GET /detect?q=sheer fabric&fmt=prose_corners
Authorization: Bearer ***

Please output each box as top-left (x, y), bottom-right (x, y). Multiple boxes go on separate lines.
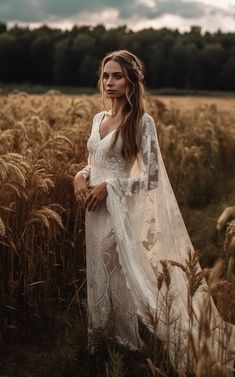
top-left (77, 111), bottom-right (235, 374)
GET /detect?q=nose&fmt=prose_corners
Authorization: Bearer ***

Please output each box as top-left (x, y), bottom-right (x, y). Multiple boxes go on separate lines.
top-left (107, 76), bottom-right (114, 87)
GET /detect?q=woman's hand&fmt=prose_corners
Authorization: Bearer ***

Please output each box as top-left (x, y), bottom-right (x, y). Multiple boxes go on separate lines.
top-left (74, 174), bottom-right (90, 207)
top-left (84, 182), bottom-right (108, 212)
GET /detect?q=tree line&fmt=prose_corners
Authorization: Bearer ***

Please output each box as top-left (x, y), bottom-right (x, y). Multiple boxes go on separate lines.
top-left (0, 22), bottom-right (235, 90)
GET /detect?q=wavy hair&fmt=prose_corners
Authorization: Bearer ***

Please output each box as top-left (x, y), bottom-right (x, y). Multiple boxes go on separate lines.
top-left (98, 49), bottom-right (145, 162)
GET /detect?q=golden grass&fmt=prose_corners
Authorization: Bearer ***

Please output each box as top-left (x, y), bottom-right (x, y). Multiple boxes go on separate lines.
top-left (0, 91), bottom-right (235, 376)
top-left (156, 95), bottom-right (235, 112)
top-left (144, 252), bottom-right (235, 376)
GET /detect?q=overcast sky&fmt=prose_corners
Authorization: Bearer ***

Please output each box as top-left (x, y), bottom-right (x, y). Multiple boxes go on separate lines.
top-left (1, 0), bottom-right (235, 33)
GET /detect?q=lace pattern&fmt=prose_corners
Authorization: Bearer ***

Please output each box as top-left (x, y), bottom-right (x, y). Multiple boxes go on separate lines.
top-left (78, 111), bottom-right (235, 374)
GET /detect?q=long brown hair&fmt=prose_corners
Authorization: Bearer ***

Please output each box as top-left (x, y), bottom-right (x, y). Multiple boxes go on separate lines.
top-left (98, 50), bottom-right (145, 162)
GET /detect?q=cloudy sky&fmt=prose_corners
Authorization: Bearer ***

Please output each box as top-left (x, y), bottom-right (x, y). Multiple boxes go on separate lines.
top-left (1, 0), bottom-right (235, 33)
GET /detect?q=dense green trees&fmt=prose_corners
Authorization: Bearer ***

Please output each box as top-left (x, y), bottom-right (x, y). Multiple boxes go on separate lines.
top-left (0, 33), bottom-right (24, 82)
top-left (0, 22), bottom-right (234, 90)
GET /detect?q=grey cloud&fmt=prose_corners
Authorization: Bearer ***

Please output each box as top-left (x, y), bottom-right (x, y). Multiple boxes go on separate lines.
top-left (40, 0), bottom-right (104, 18)
top-left (119, 0), bottom-right (204, 20)
top-left (0, 0), bottom-right (122, 22)
top-left (0, 0), bottom-right (234, 24)
top-left (0, 0), bottom-right (45, 22)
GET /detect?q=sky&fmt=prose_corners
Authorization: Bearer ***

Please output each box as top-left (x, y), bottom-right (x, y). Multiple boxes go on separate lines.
top-left (1, 0), bottom-right (235, 33)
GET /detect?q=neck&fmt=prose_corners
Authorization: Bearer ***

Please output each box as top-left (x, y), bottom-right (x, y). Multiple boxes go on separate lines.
top-left (111, 97), bottom-right (126, 116)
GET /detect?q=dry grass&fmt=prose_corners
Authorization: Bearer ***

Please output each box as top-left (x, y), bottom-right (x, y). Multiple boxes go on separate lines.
top-left (0, 90), bottom-right (235, 376)
top-left (145, 252), bottom-right (235, 376)
top-left (156, 95), bottom-right (235, 112)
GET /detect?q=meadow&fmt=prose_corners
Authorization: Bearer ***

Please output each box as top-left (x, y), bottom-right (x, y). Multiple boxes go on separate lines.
top-left (0, 91), bottom-right (235, 376)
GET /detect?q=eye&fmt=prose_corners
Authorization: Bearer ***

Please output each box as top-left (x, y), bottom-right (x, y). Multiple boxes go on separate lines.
top-left (114, 73), bottom-right (123, 79)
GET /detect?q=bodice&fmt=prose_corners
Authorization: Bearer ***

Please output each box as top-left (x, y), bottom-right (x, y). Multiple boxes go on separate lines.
top-left (87, 111), bottom-right (133, 185)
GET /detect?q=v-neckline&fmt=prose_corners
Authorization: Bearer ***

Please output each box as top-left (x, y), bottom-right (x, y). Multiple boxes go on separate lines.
top-left (98, 111), bottom-right (118, 141)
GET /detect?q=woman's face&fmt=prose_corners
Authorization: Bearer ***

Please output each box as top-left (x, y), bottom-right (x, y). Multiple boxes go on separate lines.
top-left (103, 60), bottom-right (129, 99)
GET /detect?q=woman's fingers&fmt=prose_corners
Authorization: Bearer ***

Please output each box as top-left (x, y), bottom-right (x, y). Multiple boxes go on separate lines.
top-left (74, 175), bottom-right (89, 203)
top-left (86, 196), bottom-right (96, 211)
top-left (84, 192), bottom-right (100, 211)
top-left (75, 190), bottom-right (87, 205)
top-left (84, 183), bottom-right (107, 211)
top-left (90, 199), bottom-right (100, 212)
top-left (84, 191), bottom-right (92, 206)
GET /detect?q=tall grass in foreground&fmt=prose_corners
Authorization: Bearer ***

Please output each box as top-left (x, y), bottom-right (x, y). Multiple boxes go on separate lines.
top-left (0, 91), bottom-right (235, 376)
top-left (145, 251), bottom-right (235, 376)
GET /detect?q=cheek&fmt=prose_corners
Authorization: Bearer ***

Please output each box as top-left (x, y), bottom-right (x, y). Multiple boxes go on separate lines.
top-left (120, 79), bottom-right (129, 91)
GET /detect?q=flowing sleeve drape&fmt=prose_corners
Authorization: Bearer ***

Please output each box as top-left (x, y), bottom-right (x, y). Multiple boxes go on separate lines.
top-left (105, 113), bottom-right (235, 372)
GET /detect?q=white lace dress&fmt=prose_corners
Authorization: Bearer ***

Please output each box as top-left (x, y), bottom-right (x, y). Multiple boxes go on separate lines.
top-left (80, 110), bottom-right (144, 350)
top-left (77, 111), bottom-right (235, 374)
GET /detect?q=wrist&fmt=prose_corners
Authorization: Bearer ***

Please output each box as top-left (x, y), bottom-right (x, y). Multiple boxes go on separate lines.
top-left (74, 172), bottom-right (86, 182)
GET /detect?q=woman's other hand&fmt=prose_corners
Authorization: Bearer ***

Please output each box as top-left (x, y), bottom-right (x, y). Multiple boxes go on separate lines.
top-left (84, 182), bottom-right (108, 212)
top-left (74, 175), bottom-right (90, 207)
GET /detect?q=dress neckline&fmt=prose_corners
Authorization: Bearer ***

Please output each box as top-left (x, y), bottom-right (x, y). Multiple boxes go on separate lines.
top-left (98, 111), bottom-right (118, 141)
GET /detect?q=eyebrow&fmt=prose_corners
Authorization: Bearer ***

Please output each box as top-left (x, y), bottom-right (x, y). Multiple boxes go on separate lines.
top-left (103, 71), bottom-right (123, 74)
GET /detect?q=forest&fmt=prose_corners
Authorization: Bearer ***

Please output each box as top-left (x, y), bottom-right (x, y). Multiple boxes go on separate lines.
top-left (0, 22), bottom-right (235, 90)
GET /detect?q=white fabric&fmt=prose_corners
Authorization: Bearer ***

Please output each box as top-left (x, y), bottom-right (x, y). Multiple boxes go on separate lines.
top-left (77, 111), bottom-right (235, 374)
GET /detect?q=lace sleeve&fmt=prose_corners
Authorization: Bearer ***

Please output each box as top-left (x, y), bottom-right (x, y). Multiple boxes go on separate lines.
top-left (106, 113), bottom-right (158, 196)
top-left (74, 112), bottom-right (99, 181)
top-left (74, 153), bottom-right (91, 181)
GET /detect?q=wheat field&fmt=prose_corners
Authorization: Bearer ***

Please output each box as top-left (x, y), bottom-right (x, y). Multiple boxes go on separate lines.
top-left (0, 91), bottom-right (235, 377)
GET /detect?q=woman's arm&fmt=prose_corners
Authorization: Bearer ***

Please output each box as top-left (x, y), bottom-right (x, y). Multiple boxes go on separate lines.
top-left (74, 153), bottom-right (91, 181)
top-left (74, 156), bottom-right (91, 206)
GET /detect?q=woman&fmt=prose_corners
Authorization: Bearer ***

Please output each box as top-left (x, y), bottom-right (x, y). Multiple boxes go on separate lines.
top-left (74, 50), bottom-right (235, 374)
